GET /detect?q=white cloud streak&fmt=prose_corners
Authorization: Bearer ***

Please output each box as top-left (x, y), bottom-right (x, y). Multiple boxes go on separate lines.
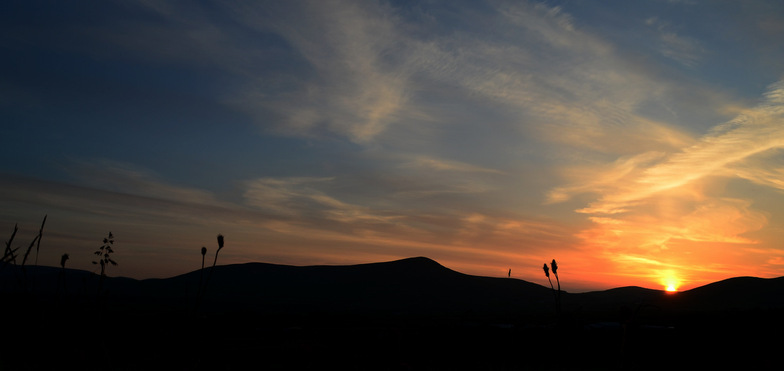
top-left (552, 80), bottom-right (784, 252)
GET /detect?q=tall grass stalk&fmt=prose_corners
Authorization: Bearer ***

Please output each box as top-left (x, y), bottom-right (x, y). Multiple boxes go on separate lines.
top-left (20, 216), bottom-right (47, 289)
top-left (20, 234), bottom-right (39, 267)
top-left (34, 215), bottom-right (46, 266)
top-left (19, 234), bottom-right (39, 288)
top-left (2, 217), bottom-right (45, 289)
top-left (2, 223), bottom-right (19, 268)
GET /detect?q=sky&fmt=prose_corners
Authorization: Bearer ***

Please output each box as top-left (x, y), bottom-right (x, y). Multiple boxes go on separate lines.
top-left (2, 0), bottom-right (784, 292)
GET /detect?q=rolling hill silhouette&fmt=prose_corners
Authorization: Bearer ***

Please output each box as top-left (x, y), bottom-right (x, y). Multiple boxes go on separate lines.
top-left (3, 257), bottom-right (784, 370)
top-left (168, 256), bottom-right (555, 318)
top-left (5, 256), bottom-right (784, 318)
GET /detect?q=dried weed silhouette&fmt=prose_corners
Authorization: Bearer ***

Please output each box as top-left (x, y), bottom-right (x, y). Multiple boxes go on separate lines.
top-left (2, 216), bottom-right (47, 290)
top-left (92, 232), bottom-right (117, 294)
top-left (196, 234), bottom-right (225, 310)
top-left (2, 223), bottom-right (20, 268)
top-left (543, 259), bottom-right (562, 317)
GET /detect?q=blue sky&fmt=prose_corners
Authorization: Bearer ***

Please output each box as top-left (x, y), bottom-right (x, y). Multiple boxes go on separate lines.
top-left (2, 0), bottom-right (784, 291)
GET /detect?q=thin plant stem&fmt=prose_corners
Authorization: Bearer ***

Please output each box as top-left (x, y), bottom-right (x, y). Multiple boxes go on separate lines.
top-left (197, 235), bottom-right (224, 311)
top-left (34, 215), bottom-right (46, 266)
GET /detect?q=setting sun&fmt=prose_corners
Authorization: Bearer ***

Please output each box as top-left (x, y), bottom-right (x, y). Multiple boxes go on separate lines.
top-left (662, 275), bottom-right (680, 292)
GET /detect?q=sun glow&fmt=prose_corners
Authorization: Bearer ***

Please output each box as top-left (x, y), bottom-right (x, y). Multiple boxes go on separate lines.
top-left (661, 274), bottom-right (681, 293)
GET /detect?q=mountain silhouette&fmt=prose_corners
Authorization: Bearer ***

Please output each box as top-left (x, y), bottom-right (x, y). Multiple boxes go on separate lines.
top-left (3, 257), bottom-right (784, 370)
top-left (5, 256), bottom-right (784, 318)
top-left (179, 256), bottom-right (553, 317)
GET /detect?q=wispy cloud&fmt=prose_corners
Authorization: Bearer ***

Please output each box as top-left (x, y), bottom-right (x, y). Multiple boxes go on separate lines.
top-left (225, 1), bottom-right (412, 143)
top-left (599, 81), bottom-right (783, 213)
top-left (91, 0), bottom-right (708, 160)
top-left (400, 155), bottom-right (505, 174)
top-left (243, 176), bottom-right (399, 223)
top-left (646, 16), bottom-right (704, 67)
top-left (65, 158), bottom-right (225, 207)
top-left (548, 80), bottom-right (784, 285)
top-left (117, 0), bottom-right (692, 157)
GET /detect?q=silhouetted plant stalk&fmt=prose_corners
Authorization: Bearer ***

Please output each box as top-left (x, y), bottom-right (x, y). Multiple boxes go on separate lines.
top-left (543, 263), bottom-right (554, 290)
top-left (57, 253), bottom-right (69, 295)
top-left (213, 234), bottom-right (224, 269)
top-left (543, 260), bottom-right (562, 317)
top-left (1, 217), bottom-right (47, 290)
top-left (552, 259), bottom-right (561, 315)
top-left (197, 234), bottom-right (224, 310)
top-left (2, 223), bottom-right (20, 268)
top-left (92, 232), bottom-right (117, 294)
top-left (206, 234), bottom-right (224, 283)
top-left (34, 215), bottom-right (46, 266)
top-left (196, 246), bottom-right (207, 304)
top-left (19, 233), bottom-right (39, 288)
top-left (20, 215), bottom-right (47, 289)
top-left (200, 246), bottom-right (207, 281)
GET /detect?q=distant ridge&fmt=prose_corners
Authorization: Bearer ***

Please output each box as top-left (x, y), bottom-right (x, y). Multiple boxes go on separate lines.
top-left (166, 256), bottom-right (555, 318)
top-left (5, 257), bottom-right (784, 370)
top-left (4, 257), bottom-right (784, 319)
top-left (675, 276), bottom-right (784, 311)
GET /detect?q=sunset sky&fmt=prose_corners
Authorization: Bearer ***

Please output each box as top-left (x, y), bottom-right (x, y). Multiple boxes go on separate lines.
top-left (2, 0), bottom-right (784, 292)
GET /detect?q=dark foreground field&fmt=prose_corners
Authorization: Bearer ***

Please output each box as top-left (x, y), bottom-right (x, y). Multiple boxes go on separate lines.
top-left (3, 257), bottom-right (784, 370)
